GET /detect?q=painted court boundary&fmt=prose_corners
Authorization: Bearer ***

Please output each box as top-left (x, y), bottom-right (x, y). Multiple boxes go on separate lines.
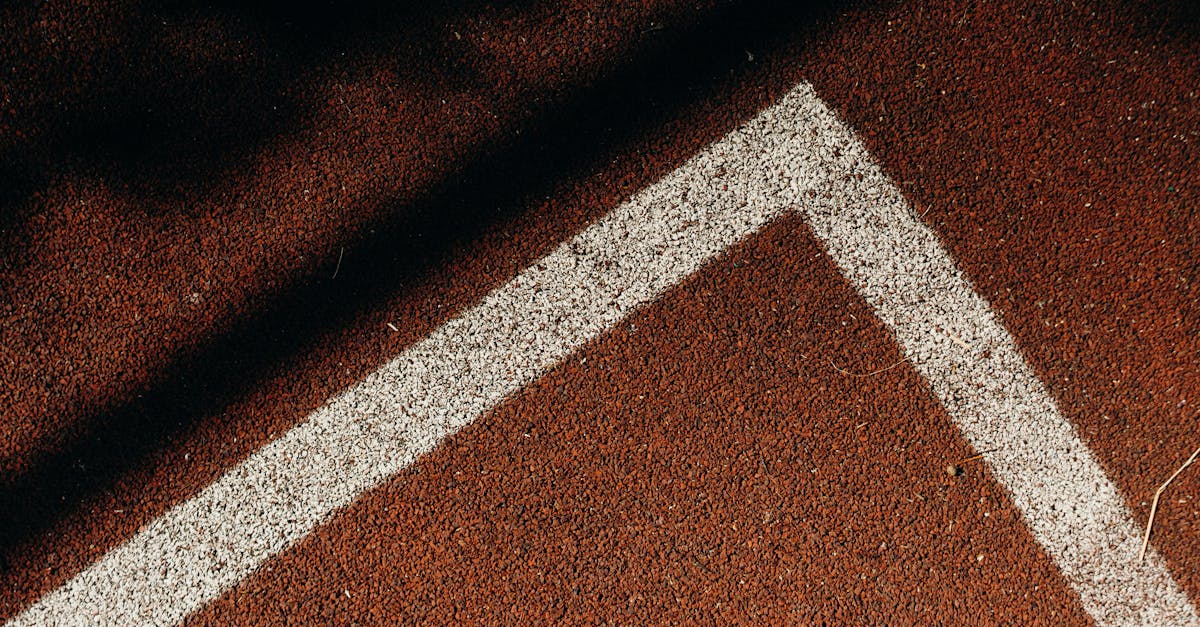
top-left (12, 83), bottom-right (1196, 626)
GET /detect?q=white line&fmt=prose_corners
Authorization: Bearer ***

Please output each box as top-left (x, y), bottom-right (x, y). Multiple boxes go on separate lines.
top-left (790, 100), bottom-right (1199, 624)
top-left (12, 83), bottom-right (1196, 626)
top-left (12, 84), bottom-right (821, 627)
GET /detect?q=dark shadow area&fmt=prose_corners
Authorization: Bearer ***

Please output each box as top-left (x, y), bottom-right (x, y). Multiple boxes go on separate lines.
top-left (1151, 0), bottom-right (1200, 41)
top-left (0, 0), bottom-right (476, 267)
top-left (0, 0), bottom-right (854, 570)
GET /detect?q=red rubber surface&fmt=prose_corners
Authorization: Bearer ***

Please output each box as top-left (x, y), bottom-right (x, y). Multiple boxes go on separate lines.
top-left (194, 217), bottom-right (1087, 624)
top-left (2, 0), bottom-right (1197, 622)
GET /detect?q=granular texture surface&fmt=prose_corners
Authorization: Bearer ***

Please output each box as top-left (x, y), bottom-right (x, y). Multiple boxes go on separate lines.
top-left (2, 0), bottom-right (1198, 623)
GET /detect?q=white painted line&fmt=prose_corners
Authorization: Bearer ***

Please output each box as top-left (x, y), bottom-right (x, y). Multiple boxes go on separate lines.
top-left (12, 83), bottom-right (1196, 626)
top-left (791, 100), bottom-right (1199, 624)
top-left (11, 83), bottom-right (821, 627)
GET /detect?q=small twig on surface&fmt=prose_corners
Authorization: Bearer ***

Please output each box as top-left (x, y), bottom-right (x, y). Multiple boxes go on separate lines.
top-left (331, 247), bottom-right (345, 280)
top-left (946, 448), bottom-right (1000, 476)
top-left (945, 330), bottom-right (972, 351)
top-left (828, 356), bottom-right (906, 378)
top-left (1140, 445), bottom-right (1200, 563)
top-left (957, 448), bottom-right (999, 465)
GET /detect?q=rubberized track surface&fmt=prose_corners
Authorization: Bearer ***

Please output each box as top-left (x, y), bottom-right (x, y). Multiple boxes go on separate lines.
top-left (2, 0), bottom-right (1199, 624)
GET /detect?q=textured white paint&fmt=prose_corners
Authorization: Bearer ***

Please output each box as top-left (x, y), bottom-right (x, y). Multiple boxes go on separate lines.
top-left (12, 83), bottom-right (1195, 627)
top-left (790, 95), bottom-right (1197, 626)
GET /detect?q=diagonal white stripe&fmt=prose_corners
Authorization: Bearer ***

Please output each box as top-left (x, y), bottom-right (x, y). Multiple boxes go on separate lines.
top-left (12, 83), bottom-right (1196, 626)
top-left (11, 82), bottom-right (818, 627)
top-left (791, 96), bottom-right (1198, 625)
